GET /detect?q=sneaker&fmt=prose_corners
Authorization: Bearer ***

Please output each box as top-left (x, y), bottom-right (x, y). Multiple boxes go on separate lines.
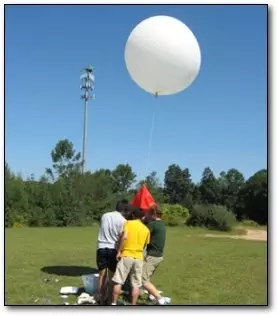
top-left (148, 291), bottom-right (163, 301)
top-left (164, 297), bottom-right (171, 304)
top-left (157, 297), bottom-right (171, 305)
top-left (149, 294), bottom-right (156, 301)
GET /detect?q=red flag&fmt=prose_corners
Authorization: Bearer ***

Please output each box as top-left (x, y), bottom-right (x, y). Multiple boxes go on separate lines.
top-left (131, 184), bottom-right (157, 212)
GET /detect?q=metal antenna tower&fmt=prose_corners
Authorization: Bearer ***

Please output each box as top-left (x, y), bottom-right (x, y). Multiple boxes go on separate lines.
top-left (80, 65), bottom-right (95, 173)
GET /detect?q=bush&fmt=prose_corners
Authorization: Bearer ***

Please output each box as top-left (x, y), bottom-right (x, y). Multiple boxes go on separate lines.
top-left (10, 213), bottom-right (26, 228)
top-left (161, 204), bottom-right (189, 226)
top-left (12, 222), bottom-right (24, 228)
top-left (161, 204), bottom-right (189, 220)
top-left (240, 219), bottom-right (260, 227)
top-left (163, 215), bottom-right (179, 226)
top-left (186, 204), bottom-right (236, 232)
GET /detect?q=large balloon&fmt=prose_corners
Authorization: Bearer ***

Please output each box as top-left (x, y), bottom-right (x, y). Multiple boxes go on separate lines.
top-left (124, 15), bottom-right (201, 96)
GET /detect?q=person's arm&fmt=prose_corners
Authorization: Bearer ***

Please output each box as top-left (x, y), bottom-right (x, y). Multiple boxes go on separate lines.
top-left (143, 224), bottom-right (152, 259)
top-left (117, 219), bottom-right (126, 242)
top-left (144, 229), bottom-right (151, 249)
top-left (116, 222), bottom-right (128, 261)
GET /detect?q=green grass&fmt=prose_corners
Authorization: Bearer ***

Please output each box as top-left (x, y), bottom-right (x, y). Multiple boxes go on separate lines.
top-left (5, 226), bottom-right (267, 305)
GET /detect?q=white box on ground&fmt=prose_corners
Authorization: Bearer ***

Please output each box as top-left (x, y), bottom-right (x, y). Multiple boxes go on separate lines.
top-left (60, 286), bottom-right (79, 295)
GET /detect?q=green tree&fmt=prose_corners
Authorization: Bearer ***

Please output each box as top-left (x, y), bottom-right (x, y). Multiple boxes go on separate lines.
top-left (218, 169), bottom-right (245, 211)
top-left (5, 162), bottom-right (13, 227)
top-left (192, 183), bottom-right (202, 205)
top-left (164, 164), bottom-right (192, 205)
top-left (112, 164), bottom-right (136, 192)
top-left (199, 167), bottom-right (220, 204)
top-left (5, 177), bottom-right (29, 227)
top-left (46, 139), bottom-right (82, 180)
top-left (44, 139), bottom-right (83, 225)
top-left (235, 169), bottom-right (267, 224)
top-left (5, 144), bottom-right (267, 229)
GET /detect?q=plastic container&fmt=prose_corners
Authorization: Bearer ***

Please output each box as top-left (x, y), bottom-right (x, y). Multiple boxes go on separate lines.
top-left (82, 274), bottom-right (99, 294)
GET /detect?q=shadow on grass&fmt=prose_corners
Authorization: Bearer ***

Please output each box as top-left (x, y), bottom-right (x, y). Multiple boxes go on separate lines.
top-left (41, 265), bottom-right (98, 276)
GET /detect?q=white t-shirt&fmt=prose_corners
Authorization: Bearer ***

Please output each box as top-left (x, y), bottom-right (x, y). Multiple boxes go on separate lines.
top-left (97, 211), bottom-right (126, 250)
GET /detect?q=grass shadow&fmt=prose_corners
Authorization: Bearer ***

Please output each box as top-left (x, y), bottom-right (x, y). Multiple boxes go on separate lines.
top-left (41, 265), bottom-right (98, 276)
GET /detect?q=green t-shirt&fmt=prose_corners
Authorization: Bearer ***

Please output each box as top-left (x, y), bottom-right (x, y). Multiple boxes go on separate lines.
top-left (146, 220), bottom-right (166, 257)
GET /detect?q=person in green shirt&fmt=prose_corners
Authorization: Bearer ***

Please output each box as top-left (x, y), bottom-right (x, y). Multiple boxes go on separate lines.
top-left (142, 206), bottom-right (171, 305)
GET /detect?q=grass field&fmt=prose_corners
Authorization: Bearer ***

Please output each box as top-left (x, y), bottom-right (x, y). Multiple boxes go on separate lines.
top-left (5, 225), bottom-right (267, 305)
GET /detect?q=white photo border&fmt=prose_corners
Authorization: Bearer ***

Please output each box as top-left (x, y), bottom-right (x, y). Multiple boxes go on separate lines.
top-left (1, 1), bottom-right (274, 316)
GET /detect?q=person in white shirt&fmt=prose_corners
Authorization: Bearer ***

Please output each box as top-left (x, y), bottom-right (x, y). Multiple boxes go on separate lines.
top-left (96, 200), bottom-right (128, 304)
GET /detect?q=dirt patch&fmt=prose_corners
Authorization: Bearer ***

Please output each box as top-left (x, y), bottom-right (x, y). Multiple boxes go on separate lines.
top-left (204, 229), bottom-right (267, 241)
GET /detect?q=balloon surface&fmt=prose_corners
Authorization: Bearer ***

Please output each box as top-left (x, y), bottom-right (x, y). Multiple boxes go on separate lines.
top-left (124, 15), bottom-right (201, 96)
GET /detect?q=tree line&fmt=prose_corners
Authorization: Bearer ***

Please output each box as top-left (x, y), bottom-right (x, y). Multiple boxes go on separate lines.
top-left (5, 139), bottom-right (268, 228)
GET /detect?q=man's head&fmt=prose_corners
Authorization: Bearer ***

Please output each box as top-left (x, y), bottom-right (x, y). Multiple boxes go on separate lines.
top-left (126, 205), bottom-right (145, 220)
top-left (144, 205), bottom-right (162, 222)
top-left (115, 199), bottom-right (129, 215)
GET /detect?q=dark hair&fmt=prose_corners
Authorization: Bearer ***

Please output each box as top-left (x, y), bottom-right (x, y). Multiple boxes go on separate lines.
top-left (149, 205), bottom-right (162, 218)
top-left (122, 204), bottom-right (131, 220)
top-left (116, 199), bottom-right (129, 213)
top-left (127, 206), bottom-right (145, 220)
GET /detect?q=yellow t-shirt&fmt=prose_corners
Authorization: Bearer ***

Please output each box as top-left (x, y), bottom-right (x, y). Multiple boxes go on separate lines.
top-left (121, 220), bottom-right (150, 259)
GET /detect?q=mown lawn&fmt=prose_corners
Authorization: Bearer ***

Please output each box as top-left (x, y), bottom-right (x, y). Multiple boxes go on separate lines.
top-left (5, 226), bottom-right (267, 305)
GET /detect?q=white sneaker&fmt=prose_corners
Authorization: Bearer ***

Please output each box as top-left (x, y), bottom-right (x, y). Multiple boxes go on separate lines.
top-left (149, 294), bottom-right (156, 301)
top-left (157, 297), bottom-right (171, 305)
top-left (164, 297), bottom-right (171, 304)
top-left (148, 291), bottom-right (163, 301)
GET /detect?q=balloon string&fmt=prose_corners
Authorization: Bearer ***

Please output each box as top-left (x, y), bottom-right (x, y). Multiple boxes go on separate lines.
top-left (145, 95), bottom-right (157, 178)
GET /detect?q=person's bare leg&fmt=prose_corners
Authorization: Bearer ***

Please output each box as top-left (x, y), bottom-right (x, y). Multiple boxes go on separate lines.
top-left (106, 269), bottom-right (115, 304)
top-left (112, 283), bottom-right (122, 305)
top-left (143, 281), bottom-right (162, 300)
top-left (130, 259), bottom-right (144, 305)
top-left (131, 286), bottom-right (140, 305)
top-left (96, 269), bottom-right (107, 304)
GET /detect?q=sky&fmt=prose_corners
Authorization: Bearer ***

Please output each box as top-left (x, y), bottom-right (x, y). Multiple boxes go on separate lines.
top-left (5, 4), bottom-right (267, 183)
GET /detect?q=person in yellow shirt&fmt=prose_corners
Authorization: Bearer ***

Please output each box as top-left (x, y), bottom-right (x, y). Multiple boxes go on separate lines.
top-left (111, 206), bottom-right (150, 305)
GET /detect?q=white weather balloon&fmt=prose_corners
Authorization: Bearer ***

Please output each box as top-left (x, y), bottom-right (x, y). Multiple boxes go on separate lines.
top-left (124, 15), bottom-right (201, 96)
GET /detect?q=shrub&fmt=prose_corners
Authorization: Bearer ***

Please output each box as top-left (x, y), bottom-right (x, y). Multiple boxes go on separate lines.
top-left (161, 204), bottom-right (189, 220)
top-left (10, 213), bottom-right (26, 228)
top-left (12, 222), bottom-right (24, 228)
top-left (240, 219), bottom-right (260, 227)
top-left (186, 204), bottom-right (236, 232)
top-left (163, 215), bottom-right (179, 226)
top-left (161, 204), bottom-right (189, 226)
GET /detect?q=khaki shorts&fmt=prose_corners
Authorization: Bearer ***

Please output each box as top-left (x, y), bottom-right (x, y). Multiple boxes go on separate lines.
top-left (112, 257), bottom-right (144, 288)
top-left (142, 255), bottom-right (163, 284)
